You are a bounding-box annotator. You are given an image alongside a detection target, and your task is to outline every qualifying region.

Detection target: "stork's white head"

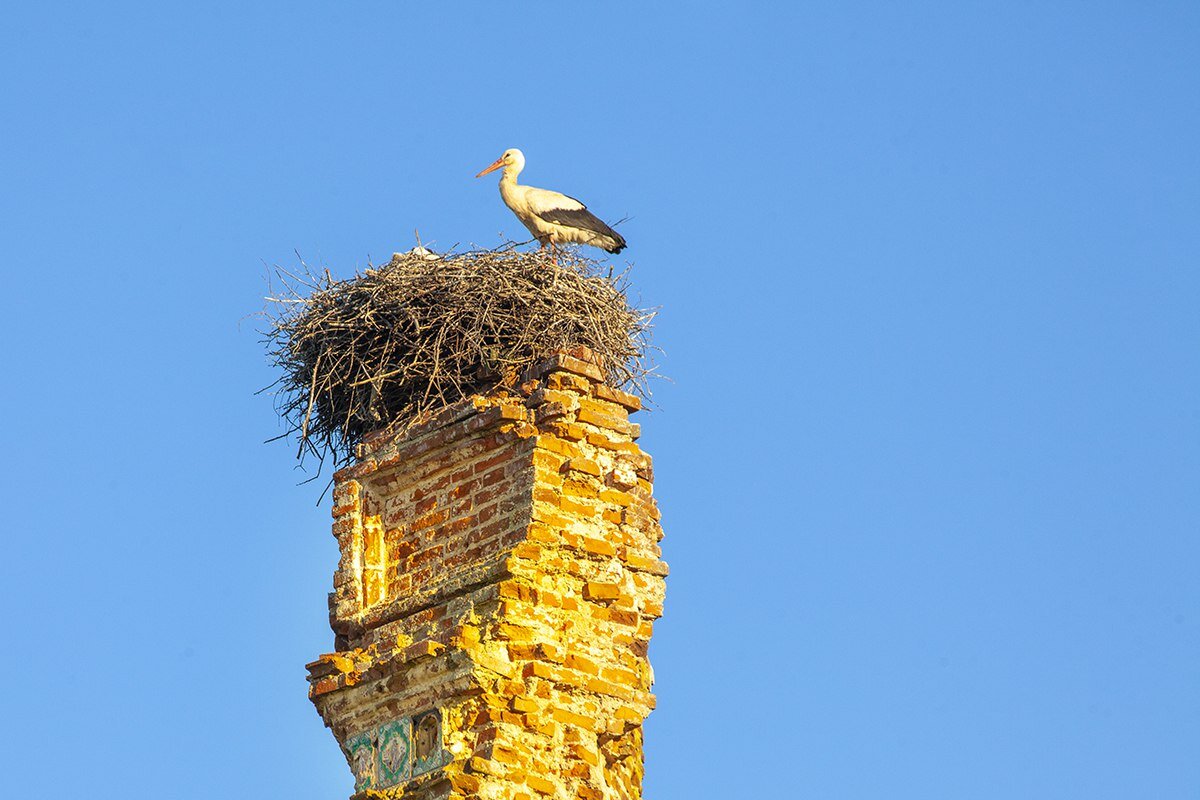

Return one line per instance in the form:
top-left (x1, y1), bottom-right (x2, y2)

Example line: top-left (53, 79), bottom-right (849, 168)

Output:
top-left (475, 148), bottom-right (525, 178)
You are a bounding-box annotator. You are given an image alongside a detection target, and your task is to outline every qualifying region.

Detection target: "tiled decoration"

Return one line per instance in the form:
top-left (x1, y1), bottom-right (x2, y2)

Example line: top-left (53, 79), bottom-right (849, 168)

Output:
top-left (346, 731), bottom-right (375, 793)
top-left (345, 709), bottom-right (446, 791)
top-left (376, 718), bottom-right (412, 787)
top-left (413, 710), bottom-right (450, 775)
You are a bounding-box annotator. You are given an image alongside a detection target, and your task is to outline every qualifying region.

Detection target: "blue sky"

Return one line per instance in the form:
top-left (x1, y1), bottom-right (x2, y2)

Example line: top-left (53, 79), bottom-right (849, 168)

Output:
top-left (2, 3), bottom-right (1198, 797)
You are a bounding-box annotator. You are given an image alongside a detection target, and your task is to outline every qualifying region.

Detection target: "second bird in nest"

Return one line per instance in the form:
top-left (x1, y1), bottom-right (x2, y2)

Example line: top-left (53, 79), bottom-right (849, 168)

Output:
top-left (476, 148), bottom-right (627, 263)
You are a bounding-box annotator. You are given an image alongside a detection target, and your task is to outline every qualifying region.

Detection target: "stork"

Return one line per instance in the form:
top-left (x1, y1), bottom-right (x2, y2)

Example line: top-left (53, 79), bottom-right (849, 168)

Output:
top-left (475, 148), bottom-right (626, 263)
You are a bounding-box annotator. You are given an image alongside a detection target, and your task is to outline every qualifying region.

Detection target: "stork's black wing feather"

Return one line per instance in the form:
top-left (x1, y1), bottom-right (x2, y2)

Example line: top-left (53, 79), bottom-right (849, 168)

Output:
top-left (537, 205), bottom-right (627, 253)
top-left (537, 206), bottom-right (606, 234)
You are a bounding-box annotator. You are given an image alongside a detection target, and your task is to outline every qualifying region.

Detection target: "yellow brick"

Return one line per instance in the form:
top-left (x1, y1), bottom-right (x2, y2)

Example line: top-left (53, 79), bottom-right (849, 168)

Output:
top-left (551, 707), bottom-right (596, 730)
top-left (537, 388), bottom-right (577, 407)
top-left (499, 581), bottom-right (539, 603)
top-left (584, 581), bottom-right (621, 601)
top-left (526, 775), bottom-right (557, 796)
top-left (554, 669), bottom-right (591, 690)
top-left (512, 696), bottom-right (539, 713)
top-left (531, 506), bottom-right (573, 528)
top-left (533, 485), bottom-right (561, 505)
top-left (615, 705), bottom-right (642, 722)
top-left (572, 744), bottom-right (600, 766)
top-left (586, 677), bottom-right (632, 700)
top-left (508, 643), bottom-right (539, 660)
top-left (560, 496), bottom-right (596, 518)
top-left (565, 653), bottom-right (599, 675)
top-left (473, 706), bottom-right (503, 724)
top-left (577, 406), bottom-right (630, 434)
top-left (581, 536), bottom-right (616, 557)
top-left (550, 422), bottom-right (587, 441)
top-left (523, 661), bottom-right (557, 680)
top-left (585, 432), bottom-right (640, 454)
top-left (608, 608), bottom-right (639, 627)
top-left (492, 745), bottom-right (521, 764)
top-left (602, 666), bottom-right (641, 687)
top-left (456, 624), bottom-right (481, 645)
top-left (562, 479), bottom-right (599, 499)
top-left (536, 435), bottom-right (581, 458)
top-left (593, 382), bottom-right (642, 411)
top-left (533, 448), bottom-right (566, 469)
top-left (622, 551), bottom-right (670, 575)
top-left (450, 772), bottom-right (482, 794)
top-left (599, 488), bottom-right (634, 505)
top-left (512, 542), bottom-right (542, 561)
top-left (527, 523), bottom-right (558, 544)
top-left (468, 756), bottom-right (504, 776)
top-left (567, 457), bottom-right (602, 477)
top-left (547, 372), bottom-right (590, 392)
top-left (499, 622), bottom-right (535, 640)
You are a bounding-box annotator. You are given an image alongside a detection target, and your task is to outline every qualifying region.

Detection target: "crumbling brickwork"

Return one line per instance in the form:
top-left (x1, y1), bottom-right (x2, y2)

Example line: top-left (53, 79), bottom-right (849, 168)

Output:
top-left (306, 352), bottom-right (666, 800)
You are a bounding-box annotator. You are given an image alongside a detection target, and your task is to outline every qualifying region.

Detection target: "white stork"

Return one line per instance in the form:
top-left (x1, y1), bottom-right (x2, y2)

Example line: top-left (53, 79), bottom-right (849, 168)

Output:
top-left (475, 148), bottom-right (626, 262)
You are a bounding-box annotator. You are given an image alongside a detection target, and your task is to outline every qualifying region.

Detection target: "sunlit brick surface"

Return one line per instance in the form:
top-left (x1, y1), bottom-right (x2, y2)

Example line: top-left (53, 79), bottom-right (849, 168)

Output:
top-left (307, 352), bottom-right (666, 800)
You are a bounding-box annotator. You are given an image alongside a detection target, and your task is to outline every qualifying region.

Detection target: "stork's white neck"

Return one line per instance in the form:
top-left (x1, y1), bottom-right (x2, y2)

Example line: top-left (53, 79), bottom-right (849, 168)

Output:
top-left (500, 162), bottom-right (523, 186)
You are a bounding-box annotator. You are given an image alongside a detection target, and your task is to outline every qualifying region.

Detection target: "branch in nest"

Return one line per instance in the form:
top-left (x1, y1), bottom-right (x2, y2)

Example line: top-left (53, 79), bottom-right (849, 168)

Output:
top-left (260, 246), bottom-right (655, 474)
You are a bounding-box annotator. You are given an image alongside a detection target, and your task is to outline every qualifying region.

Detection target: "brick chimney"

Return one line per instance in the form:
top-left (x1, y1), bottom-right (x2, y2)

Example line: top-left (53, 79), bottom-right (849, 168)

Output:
top-left (306, 351), bottom-right (667, 800)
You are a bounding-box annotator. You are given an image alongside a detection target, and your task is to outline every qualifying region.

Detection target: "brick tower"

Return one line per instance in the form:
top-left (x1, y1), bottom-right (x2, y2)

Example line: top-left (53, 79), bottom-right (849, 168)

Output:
top-left (306, 351), bottom-right (667, 800)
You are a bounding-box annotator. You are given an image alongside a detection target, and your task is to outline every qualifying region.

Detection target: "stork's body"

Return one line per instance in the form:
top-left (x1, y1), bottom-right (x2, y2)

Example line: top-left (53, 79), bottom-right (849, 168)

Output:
top-left (476, 149), bottom-right (626, 259)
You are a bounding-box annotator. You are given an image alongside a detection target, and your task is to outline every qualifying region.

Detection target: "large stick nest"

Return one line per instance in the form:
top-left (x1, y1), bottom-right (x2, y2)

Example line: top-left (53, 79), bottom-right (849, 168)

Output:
top-left (263, 247), bottom-right (655, 471)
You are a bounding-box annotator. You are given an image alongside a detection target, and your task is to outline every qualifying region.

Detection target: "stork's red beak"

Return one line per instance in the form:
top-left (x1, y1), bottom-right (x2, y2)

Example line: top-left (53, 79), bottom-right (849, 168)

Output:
top-left (475, 157), bottom-right (504, 178)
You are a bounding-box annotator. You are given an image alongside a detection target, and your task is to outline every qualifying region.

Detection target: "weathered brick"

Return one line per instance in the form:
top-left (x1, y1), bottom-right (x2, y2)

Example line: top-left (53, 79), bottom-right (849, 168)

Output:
top-left (523, 661), bottom-right (557, 680)
top-left (621, 551), bottom-right (670, 576)
top-left (562, 479), bottom-right (599, 500)
top-left (526, 775), bottom-right (557, 795)
top-left (535, 435), bottom-right (581, 458)
top-left (581, 536), bottom-right (616, 557)
top-left (572, 744), bottom-right (600, 766)
top-left (544, 369), bottom-right (592, 392)
top-left (608, 608), bottom-right (640, 627)
top-left (593, 382), bottom-right (642, 411)
top-left (566, 653), bottom-right (599, 675)
top-left (584, 581), bottom-right (621, 601)
top-left (527, 523), bottom-right (558, 544)
top-left (567, 456), bottom-right (602, 477)
top-left (550, 707), bottom-right (596, 731)
top-left (450, 772), bottom-right (482, 793)
top-left (512, 696), bottom-right (539, 713)
top-left (311, 368), bottom-right (664, 800)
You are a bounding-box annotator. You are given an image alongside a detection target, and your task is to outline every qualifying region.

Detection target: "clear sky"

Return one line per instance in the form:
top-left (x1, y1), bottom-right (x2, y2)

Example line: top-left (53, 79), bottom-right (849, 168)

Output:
top-left (2, 3), bottom-right (1197, 798)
